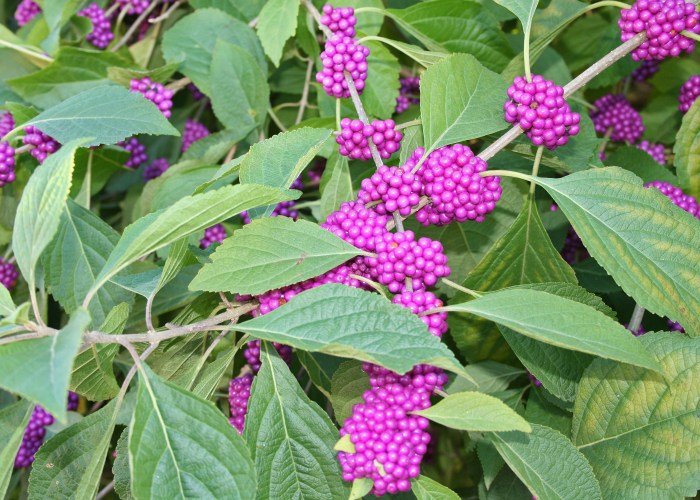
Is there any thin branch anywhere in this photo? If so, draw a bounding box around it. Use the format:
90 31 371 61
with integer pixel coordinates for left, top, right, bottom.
111 0 161 51
149 0 183 23
529 146 544 194
96 481 114 500
296 59 315 125
441 278 482 298
166 76 192 92
301 0 333 38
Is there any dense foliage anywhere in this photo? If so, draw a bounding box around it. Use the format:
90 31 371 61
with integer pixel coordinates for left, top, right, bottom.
0 0 698 498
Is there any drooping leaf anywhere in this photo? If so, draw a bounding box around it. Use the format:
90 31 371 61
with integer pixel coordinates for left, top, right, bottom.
256 0 300 66
492 1 538 41
477 441 505 490
674 100 700 199
0 400 33 497
330 361 370 424
412 475 461 500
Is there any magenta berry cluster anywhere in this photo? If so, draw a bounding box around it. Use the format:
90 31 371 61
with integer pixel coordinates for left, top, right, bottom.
243 340 293 373
358 165 421 217
0 142 16 187
199 223 227 249
0 112 14 137
116 0 150 15
619 0 700 61
79 3 114 49
631 60 660 81
228 374 253 434
590 94 645 143
321 4 357 37
395 77 420 114
119 137 148 169
0 258 19 290
130 77 174 118
678 74 700 113
504 75 581 150
636 140 666 164
143 158 169 180
14 0 41 26
392 291 448 337
181 119 210 153
322 200 390 252
337 118 403 161
316 35 369 98
22 126 60 163
645 180 700 218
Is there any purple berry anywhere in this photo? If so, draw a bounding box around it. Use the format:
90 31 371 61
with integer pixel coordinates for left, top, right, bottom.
619 0 700 61
413 144 503 226
395 77 420 114
188 83 205 101
504 75 581 150
115 0 150 15
667 319 685 332
316 35 369 99
79 3 114 49
392 291 447 338
358 165 421 217
590 94 645 143
626 323 646 336
322 200 390 252
130 77 173 118
143 157 170 180
199 223 227 249
181 119 210 153
119 137 148 169
0 258 19 290
337 118 403 161
229 374 253 434
321 4 357 37
632 60 660 81
679 74 700 113
0 112 15 137
636 140 666 164
22 126 60 164
645 180 700 218
0 142 16 187
67 391 79 411
14 0 41 26
527 372 543 387
561 227 589 265
243 340 293 373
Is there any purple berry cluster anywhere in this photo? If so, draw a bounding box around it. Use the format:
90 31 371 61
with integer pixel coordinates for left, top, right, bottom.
645 180 700 218
636 141 666 164
392 291 448 337
395 77 420 114
116 0 150 15
181 119 210 153
243 340 293 373
590 94 645 143
619 0 700 61
22 126 60 163
321 4 357 37
130 77 173 118
0 258 19 290
316 35 369 98
228 374 253 434
632 60 660 81
79 3 114 49
143 158 169 180
119 137 148 169
0 112 14 137
322 200 390 252
504 75 581 150
14 0 41 26
358 165 421 217
0 142 16 187
199 223 227 249
188 83 205 101
678 74 700 113
337 118 403 161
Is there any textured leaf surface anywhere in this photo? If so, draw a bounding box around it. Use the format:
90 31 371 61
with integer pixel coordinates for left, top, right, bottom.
319 152 354 221
490 424 601 500
238 284 464 375
0 309 89 421
412 475 460 500
534 167 700 336
416 391 531 432
244 344 347 499
0 400 32 497
129 364 256 499
674 100 700 199
113 429 132 500
448 361 524 394
572 333 700 498
330 361 370 424
191 218 361 294
256 0 300 66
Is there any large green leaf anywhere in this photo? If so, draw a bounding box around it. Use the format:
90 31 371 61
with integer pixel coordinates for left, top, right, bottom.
255 0 300 66
420 53 509 153
416 391 531 432
28 400 120 499
244 344 347 499
674 100 700 199
129 364 256 499
412 475 460 500
445 288 661 372
492 1 538 39
12 139 86 294
189 0 266 21
210 40 269 133
0 309 90 421
319 152 354 221
329 361 370 424
191 217 362 294
572 333 700 498
448 360 524 395
489 424 601 500
534 167 700 336
0 400 33 497
362 40 401 119
237 284 465 375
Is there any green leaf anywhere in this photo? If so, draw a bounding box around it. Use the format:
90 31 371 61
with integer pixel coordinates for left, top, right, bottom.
360 36 448 67
420 53 509 153
113 428 132 500
489 424 601 500
45 200 133 327
524 388 571 437
12 139 86 294
190 348 237 400
412 475 461 500
162 8 266 95
477 441 505 489
244 344 347 499
534 167 700 336
210 40 269 132
573 333 700 498
255 0 300 66
349 478 373 500
448 361 525 394
237 284 465 375
415 391 531 432
89 184 296 301
674 100 700 199
0 287 16 318
70 303 129 401
181 129 249 164
0 308 90 421
330 361 370 424
129 364 256 498
189 0 266 21
295 352 340 398
362 40 401 119
28 399 120 499
106 62 182 87
0 400 33 497
492 1 538 41
387 0 514 72
604 146 676 184
319 152 354 221
191 217 362 295
24 85 178 148
339 0 384 35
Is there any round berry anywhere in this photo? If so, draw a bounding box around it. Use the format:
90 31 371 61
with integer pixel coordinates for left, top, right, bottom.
243 340 293 373
188 83 205 101
0 112 15 137
358 165 421 217
119 137 148 169
78 3 114 49
632 60 660 81
14 0 41 26
143 157 169 180
0 258 19 290
199 224 227 249
229 374 253 434
316 35 369 99
181 119 210 153
115 0 151 15
130 77 173 118
322 201 390 252
636 140 666 165
645 180 700 218
590 94 645 143
0 142 16 188
22 126 60 164
395 77 420 114
667 319 685 332
392 290 448 337
679 74 700 113
321 4 357 37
